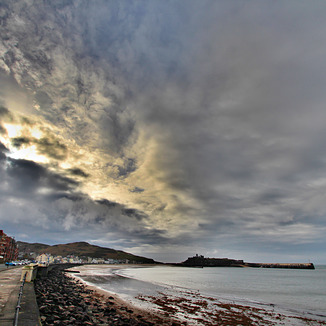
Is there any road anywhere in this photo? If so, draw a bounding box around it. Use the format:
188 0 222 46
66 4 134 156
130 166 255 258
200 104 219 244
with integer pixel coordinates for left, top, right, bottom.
0 264 21 272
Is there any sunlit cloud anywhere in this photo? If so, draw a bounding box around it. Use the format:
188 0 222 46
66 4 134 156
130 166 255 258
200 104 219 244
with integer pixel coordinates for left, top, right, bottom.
0 1 326 263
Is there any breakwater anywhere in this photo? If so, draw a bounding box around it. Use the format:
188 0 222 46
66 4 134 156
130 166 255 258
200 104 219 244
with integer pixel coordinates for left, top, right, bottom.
244 262 315 269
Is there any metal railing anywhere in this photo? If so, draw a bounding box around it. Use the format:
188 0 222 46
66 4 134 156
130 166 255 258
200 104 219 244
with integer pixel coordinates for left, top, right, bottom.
13 272 27 326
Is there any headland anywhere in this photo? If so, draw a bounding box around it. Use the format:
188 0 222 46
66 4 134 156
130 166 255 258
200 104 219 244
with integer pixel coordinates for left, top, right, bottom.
179 254 315 269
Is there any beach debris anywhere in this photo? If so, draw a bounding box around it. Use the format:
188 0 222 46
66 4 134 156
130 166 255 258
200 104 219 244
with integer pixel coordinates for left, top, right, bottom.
136 291 326 326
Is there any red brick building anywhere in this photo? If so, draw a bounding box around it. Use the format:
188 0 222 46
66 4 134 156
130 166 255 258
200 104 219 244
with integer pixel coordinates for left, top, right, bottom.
0 230 18 263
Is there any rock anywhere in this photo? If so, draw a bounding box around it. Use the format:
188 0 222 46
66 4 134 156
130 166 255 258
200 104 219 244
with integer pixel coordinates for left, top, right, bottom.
34 263 170 326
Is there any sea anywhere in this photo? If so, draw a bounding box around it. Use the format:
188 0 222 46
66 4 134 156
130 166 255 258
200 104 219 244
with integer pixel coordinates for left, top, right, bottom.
73 264 326 325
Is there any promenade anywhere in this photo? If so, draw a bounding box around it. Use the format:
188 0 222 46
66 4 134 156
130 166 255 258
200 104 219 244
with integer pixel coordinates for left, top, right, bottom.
0 266 40 326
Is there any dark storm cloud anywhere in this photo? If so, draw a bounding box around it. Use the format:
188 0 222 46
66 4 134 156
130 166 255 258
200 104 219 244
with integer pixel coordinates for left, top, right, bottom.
0 0 140 157
0 148 167 247
0 125 6 134
256 190 287 206
115 158 137 178
0 105 11 135
11 136 31 148
98 111 136 155
129 187 144 193
42 194 167 244
34 91 53 110
68 168 89 178
0 142 7 160
23 49 53 73
45 193 85 202
122 208 147 220
96 199 117 208
10 135 68 160
6 157 78 193
1 0 326 262
7 158 46 179
36 137 67 160
0 141 8 152
0 106 11 117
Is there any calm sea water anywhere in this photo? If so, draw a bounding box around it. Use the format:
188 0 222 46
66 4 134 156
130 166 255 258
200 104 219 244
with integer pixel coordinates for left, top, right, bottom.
75 264 326 324
120 265 326 314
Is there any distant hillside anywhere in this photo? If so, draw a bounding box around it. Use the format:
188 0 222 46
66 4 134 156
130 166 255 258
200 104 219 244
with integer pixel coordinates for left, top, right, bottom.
17 242 50 254
17 241 157 264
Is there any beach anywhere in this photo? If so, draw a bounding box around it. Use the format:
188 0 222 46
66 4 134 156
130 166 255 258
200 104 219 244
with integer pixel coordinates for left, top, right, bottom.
34 264 183 325
63 264 326 326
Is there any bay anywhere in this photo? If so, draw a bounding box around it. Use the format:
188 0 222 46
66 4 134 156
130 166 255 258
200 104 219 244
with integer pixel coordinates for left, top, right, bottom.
119 265 326 317
74 264 326 325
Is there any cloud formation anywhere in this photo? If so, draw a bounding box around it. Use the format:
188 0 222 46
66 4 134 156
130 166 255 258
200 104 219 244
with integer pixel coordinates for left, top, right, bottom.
0 1 326 262
0 135 166 246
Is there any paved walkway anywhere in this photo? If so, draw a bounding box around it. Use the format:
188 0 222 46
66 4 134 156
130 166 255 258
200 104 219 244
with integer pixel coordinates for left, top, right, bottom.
0 267 40 325
0 267 22 325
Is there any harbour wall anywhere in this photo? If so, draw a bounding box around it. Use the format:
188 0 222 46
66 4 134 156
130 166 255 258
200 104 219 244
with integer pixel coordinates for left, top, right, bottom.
244 262 315 269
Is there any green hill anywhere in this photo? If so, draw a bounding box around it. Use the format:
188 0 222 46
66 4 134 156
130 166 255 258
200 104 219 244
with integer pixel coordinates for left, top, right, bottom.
17 241 157 264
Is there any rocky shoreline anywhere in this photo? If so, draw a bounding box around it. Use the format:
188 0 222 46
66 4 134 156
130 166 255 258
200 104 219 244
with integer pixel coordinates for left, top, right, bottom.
34 264 182 326
34 264 326 326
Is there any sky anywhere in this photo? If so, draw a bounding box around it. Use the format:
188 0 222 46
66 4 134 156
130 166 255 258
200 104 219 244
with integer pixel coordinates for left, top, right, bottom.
1 0 326 263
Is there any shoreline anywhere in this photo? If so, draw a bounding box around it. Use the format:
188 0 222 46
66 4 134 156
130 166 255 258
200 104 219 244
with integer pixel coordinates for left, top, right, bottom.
67 270 181 325
67 264 326 326
34 264 183 325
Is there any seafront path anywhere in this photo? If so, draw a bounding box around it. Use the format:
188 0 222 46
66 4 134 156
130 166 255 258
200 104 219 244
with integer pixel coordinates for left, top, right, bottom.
0 265 40 325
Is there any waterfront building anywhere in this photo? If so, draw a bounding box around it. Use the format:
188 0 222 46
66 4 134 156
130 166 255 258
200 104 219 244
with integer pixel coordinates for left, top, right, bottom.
36 253 53 264
0 230 18 263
